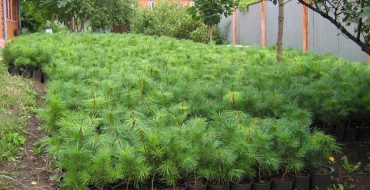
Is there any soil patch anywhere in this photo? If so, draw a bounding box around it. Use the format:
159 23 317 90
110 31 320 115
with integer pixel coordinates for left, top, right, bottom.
1 80 57 190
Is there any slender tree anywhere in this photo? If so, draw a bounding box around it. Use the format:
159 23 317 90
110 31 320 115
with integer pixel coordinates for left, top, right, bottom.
189 0 238 42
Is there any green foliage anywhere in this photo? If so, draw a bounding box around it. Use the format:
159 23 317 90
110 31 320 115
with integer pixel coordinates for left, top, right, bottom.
130 1 220 43
306 131 340 173
21 0 53 32
329 184 345 190
0 63 35 162
4 33 363 188
189 0 237 27
90 0 135 29
189 0 237 42
341 156 361 181
238 0 261 9
37 0 134 32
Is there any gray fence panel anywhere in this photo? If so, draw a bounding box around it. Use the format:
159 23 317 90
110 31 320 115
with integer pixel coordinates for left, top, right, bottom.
219 1 368 62
237 4 262 46
219 14 233 44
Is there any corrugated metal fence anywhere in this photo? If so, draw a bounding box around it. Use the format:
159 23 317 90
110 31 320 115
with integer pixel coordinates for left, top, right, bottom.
219 1 368 62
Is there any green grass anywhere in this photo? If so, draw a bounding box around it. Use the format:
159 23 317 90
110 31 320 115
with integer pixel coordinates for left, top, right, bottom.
0 63 35 162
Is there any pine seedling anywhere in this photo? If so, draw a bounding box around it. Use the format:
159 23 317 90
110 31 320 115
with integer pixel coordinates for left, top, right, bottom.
89 148 119 189
306 131 340 173
57 145 91 190
39 95 67 133
273 120 305 181
250 128 280 183
117 145 151 190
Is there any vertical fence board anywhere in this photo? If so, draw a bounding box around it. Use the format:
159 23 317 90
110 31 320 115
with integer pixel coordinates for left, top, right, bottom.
219 0 368 62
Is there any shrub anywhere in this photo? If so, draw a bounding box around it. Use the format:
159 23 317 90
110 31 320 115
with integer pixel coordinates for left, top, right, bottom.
130 1 221 43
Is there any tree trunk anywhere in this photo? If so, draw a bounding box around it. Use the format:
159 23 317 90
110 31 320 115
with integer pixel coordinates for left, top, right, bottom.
276 0 285 63
208 25 214 44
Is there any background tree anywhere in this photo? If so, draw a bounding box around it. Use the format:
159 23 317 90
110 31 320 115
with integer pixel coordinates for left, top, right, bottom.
189 0 238 42
297 0 369 55
37 0 134 32
90 0 135 30
21 0 53 32
272 0 291 63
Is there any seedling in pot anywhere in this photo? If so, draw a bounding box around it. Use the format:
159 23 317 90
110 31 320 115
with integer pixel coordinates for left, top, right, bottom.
250 127 280 185
306 131 340 190
180 118 208 190
271 120 307 190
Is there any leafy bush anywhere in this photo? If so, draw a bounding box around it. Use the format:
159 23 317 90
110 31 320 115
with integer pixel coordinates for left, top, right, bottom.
4 33 367 188
130 1 221 43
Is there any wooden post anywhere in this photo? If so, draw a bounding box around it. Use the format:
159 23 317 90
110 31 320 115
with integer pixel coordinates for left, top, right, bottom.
261 0 266 47
233 8 238 44
368 16 370 64
302 1 308 52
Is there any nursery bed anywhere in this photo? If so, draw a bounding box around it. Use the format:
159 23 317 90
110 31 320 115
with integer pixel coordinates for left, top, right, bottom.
3 33 370 190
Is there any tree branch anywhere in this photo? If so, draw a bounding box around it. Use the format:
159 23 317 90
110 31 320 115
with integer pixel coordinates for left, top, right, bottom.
298 0 370 55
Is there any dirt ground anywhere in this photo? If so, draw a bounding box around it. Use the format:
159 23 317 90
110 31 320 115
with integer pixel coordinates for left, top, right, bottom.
333 140 370 190
1 80 57 190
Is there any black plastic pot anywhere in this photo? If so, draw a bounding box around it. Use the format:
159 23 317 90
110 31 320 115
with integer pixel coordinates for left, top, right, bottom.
356 128 370 141
157 184 185 190
311 167 334 190
187 184 207 190
293 175 310 190
252 182 271 190
9 66 19 75
333 129 344 142
21 68 32 78
230 183 252 190
42 72 48 83
271 179 292 190
208 184 229 190
344 128 357 142
33 69 43 82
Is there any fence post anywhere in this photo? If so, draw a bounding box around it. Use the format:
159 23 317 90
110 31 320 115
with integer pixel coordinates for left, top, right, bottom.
233 8 238 44
261 0 266 47
302 1 308 52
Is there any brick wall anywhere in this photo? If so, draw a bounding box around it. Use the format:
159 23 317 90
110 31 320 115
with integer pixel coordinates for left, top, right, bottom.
6 0 19 40
0 0 5 48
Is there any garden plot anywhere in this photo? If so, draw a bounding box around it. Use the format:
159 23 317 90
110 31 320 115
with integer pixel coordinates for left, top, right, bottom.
3 33 370 190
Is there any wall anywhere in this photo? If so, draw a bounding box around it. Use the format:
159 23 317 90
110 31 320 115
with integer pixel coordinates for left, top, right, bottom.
0 0 5 48
219 1 368 62
6 0 18 40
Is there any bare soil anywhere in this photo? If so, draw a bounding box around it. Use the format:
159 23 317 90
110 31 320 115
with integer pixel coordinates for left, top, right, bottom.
333 140 370 190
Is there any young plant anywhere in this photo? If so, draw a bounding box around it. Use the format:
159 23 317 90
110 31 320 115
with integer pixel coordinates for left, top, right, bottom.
341 156 361 181
117 145 151 190
250 126 280 184
88 149 119 189
306 131 340 174
273 120 305 181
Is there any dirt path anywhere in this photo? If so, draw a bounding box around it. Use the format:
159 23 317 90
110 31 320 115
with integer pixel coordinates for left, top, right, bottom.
3 80 57 190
